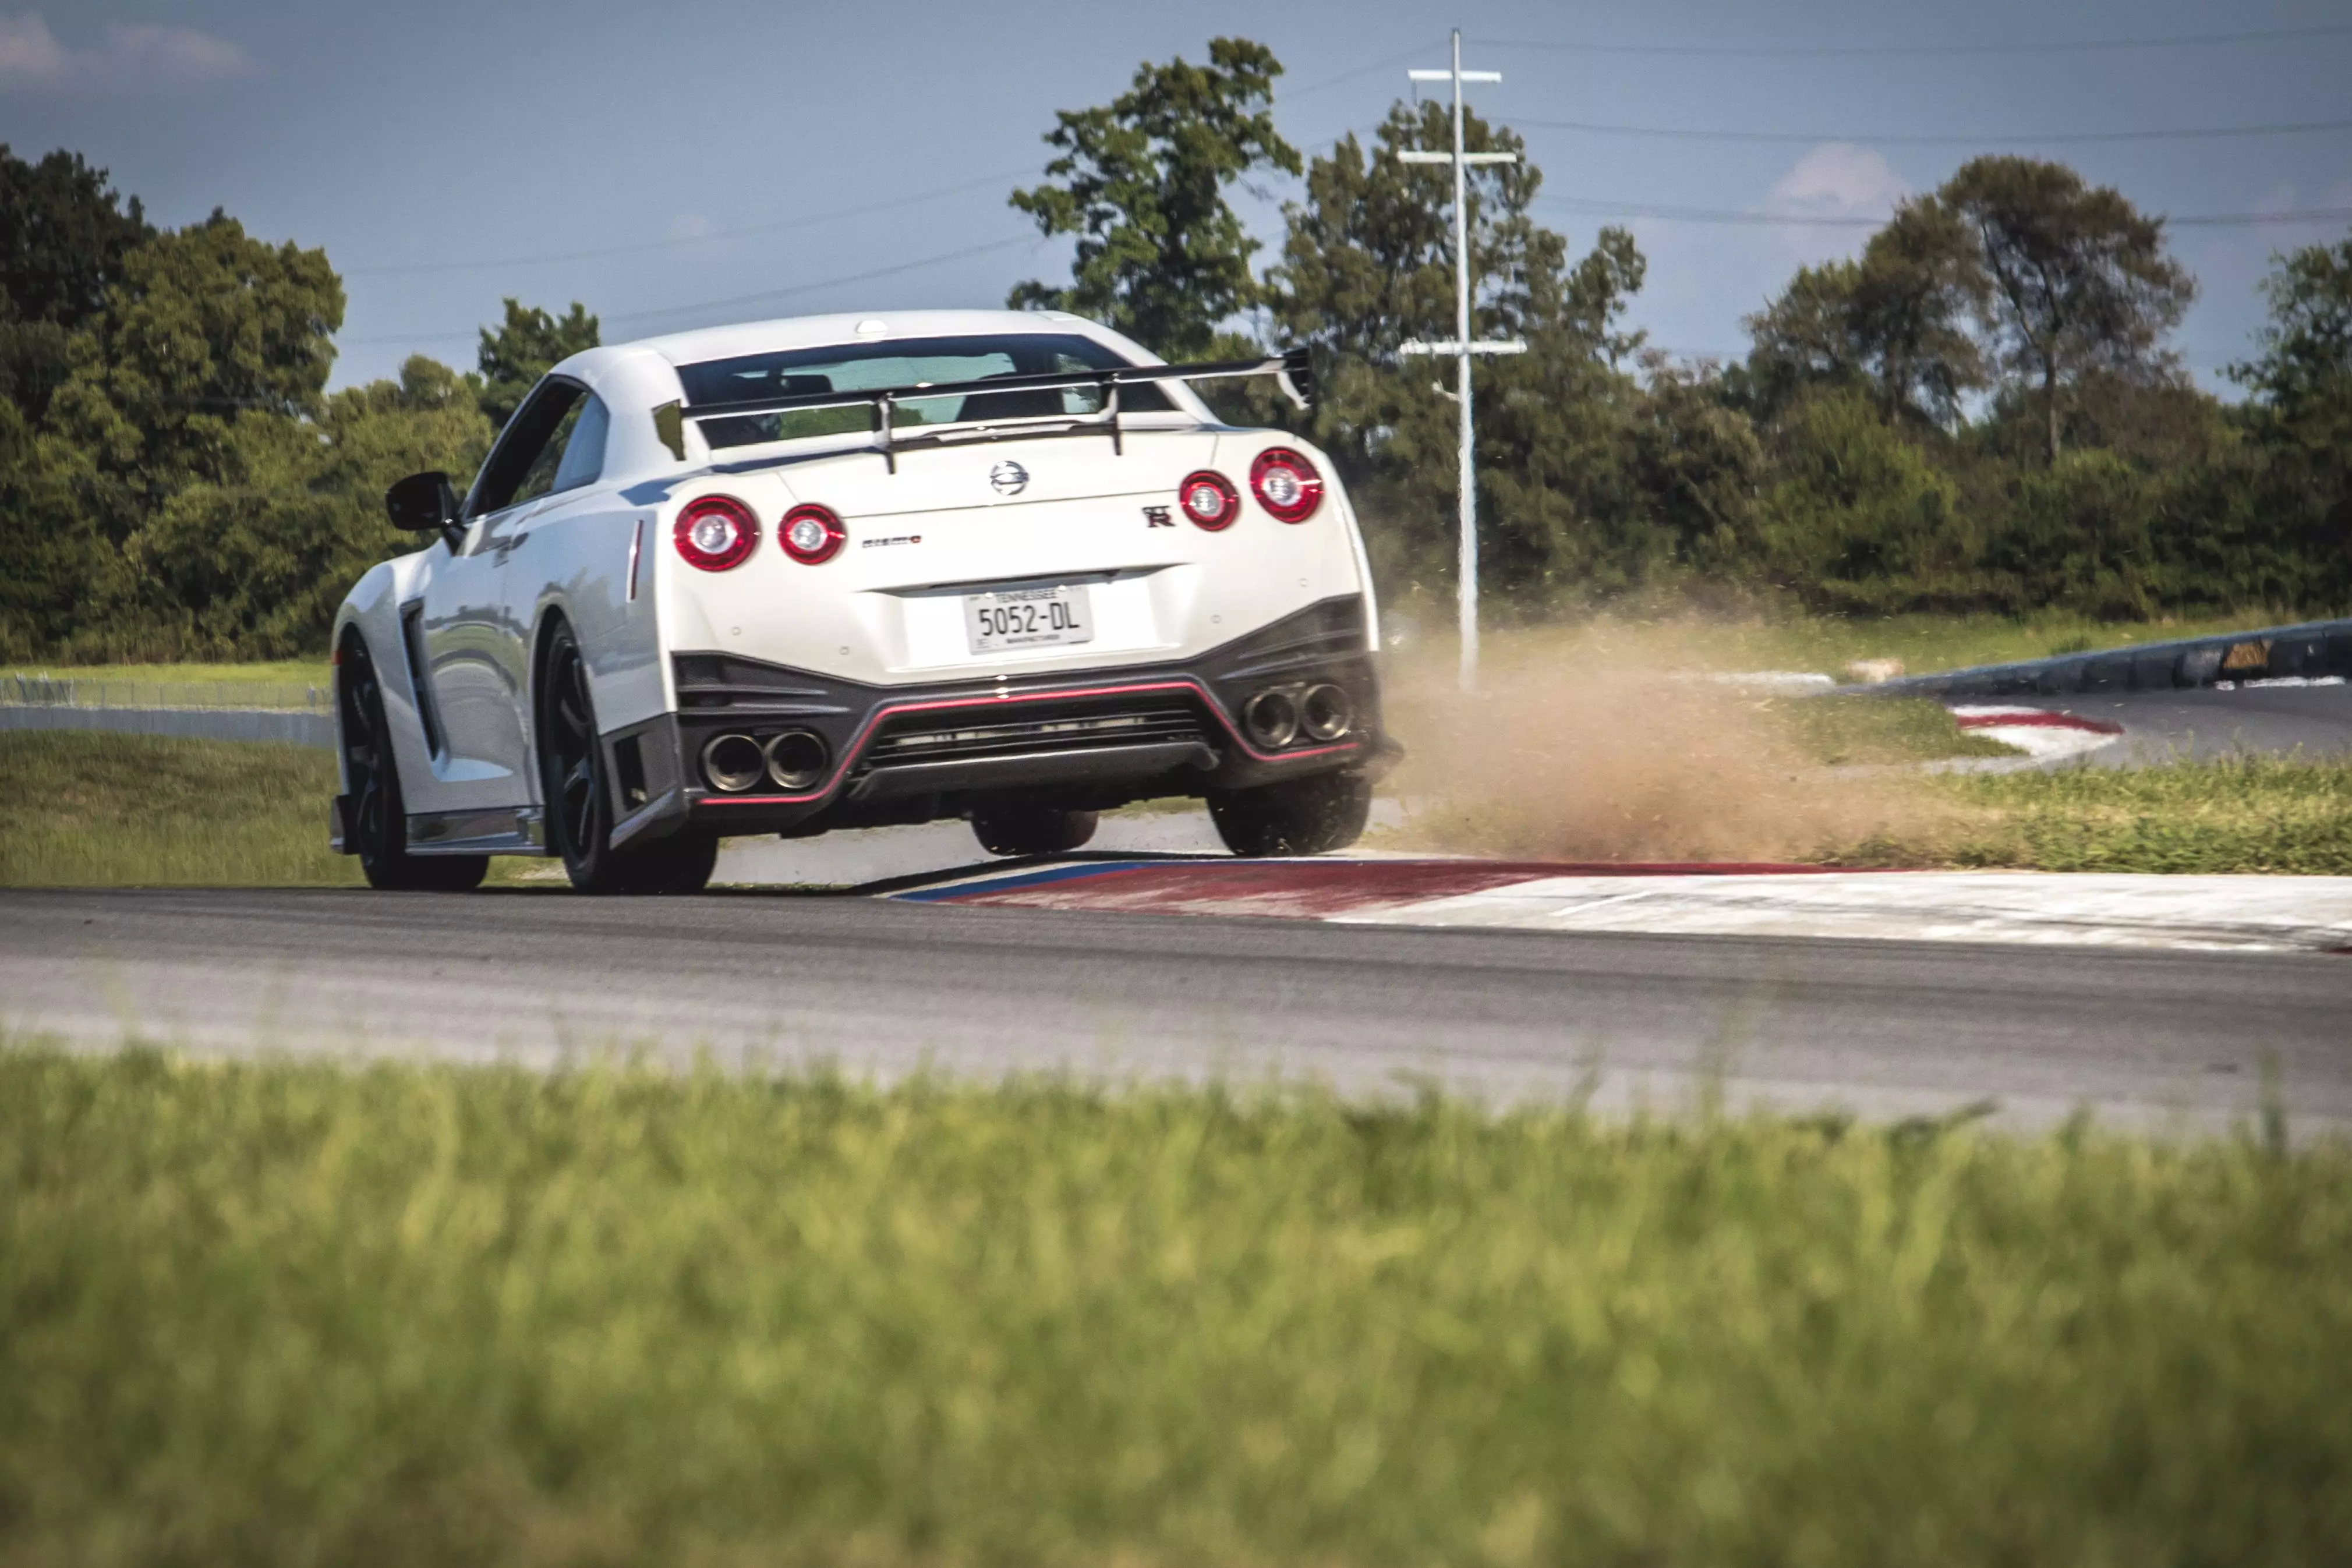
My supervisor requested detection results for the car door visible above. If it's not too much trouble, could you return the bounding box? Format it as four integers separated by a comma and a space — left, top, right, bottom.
418, 379, 591, 802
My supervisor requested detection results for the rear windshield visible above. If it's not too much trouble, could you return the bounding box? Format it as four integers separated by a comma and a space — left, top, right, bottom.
679, 332, 1172, 449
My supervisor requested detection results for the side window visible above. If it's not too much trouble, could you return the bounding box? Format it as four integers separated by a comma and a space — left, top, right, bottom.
468, 380, 585, 517
549, 394, 610, 494
511, 395, 586, 508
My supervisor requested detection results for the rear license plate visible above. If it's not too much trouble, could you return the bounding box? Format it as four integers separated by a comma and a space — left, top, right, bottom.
964, 583, 1093, 653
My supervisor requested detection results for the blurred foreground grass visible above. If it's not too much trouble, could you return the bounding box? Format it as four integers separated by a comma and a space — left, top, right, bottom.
2, 1049, 2345, 1567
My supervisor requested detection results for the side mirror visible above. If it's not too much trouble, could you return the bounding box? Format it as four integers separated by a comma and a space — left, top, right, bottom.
386, 471, 462, 532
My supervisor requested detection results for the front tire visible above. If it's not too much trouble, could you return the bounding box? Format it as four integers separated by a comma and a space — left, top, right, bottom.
338, 635, 487, 892
971, 802, 1099, 857
538, 622, 717, 894
1207, 771, 1371, 857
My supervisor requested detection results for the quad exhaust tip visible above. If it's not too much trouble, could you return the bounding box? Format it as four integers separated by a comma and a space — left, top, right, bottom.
763, 730, 828, 791
701, 732, 766, 792
1242, 689, 1300, 749
1300, 683, 1353, 742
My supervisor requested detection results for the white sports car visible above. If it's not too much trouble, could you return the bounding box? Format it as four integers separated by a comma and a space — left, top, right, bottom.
331, 309, 1396, 893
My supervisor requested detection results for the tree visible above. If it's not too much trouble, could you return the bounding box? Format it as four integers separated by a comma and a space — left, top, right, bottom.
1258, 99, 1748, 600
1007, 38, 1298, 359
476, 298, 598, 430
43, 214, 342, 485
137, 355, 495, 654
1940, 156, 2194, 463
0, 146, 154, 422
1743, 197, 1984, 428
2231, 236, 2352, 443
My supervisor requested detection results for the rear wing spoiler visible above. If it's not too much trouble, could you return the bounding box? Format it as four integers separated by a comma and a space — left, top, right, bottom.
659, 346, 1314, 470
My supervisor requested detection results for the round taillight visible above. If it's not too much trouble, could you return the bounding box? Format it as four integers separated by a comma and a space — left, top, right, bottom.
674, 496, 757, 571
780, 503, 847, 565
1177, 470, 1240, 531
1250, 447, 1324, 523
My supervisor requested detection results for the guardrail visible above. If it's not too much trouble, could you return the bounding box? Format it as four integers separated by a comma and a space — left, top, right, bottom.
2, 674, 330, 712
1847, 618, 2352, 700
0, 705, 335, 746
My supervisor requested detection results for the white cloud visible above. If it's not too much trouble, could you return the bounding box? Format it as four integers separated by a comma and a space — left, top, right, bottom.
0, 12, 249, 90
1764, 143, 1907, 264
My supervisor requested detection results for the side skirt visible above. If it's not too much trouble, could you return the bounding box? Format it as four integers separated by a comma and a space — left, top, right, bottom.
404, 805, 551, 856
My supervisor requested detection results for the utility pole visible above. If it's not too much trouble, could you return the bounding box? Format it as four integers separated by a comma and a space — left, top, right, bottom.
1397, 29, 1524, 692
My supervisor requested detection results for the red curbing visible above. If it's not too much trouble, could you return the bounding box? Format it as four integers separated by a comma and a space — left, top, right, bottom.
906, 856, 1848, 919
1950, 707, 2124, 735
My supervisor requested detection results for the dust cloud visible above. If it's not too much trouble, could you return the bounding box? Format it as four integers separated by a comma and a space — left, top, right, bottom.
1375, 619, 1950, 864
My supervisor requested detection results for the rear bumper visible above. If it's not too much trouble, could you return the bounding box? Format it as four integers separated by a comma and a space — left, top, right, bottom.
604, 595, 1393, 843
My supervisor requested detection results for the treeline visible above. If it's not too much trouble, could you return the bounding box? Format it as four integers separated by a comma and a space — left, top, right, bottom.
4, 37, 2350, 660
0, 146, 595, 661
1005, 42, 2352, 624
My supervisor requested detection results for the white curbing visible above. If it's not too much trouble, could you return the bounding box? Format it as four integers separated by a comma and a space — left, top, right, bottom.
1329, 871, 2352, 953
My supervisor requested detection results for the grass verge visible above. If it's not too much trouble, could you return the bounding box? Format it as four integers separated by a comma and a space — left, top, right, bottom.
1, 730, 360, 887
1855, 756, 2352, 875
2, 1049, 2344, 1567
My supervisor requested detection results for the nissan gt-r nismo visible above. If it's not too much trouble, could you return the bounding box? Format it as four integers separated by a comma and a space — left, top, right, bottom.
330, 310, 1396, 893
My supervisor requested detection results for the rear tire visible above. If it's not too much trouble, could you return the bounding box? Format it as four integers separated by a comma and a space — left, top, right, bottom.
338, 635, 487, 892
971, 802, 1099, 857
538, 622, 719, 894
1207, 771, 1371, 857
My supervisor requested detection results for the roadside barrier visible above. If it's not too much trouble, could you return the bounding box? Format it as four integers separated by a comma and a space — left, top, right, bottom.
0, 705, 334, 747
1847, 617, 2352, 699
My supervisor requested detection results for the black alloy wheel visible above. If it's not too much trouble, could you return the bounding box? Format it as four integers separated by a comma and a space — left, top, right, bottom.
338, 635, 486, 891
970, 802, 1099, 857
537, 621, 717, 894
1207, 770, 1372, 857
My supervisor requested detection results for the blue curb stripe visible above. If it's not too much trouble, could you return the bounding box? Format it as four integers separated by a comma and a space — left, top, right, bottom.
889, 860, 1163, 902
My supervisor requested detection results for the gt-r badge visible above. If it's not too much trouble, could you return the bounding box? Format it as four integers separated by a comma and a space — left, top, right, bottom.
1143, 505, 1173, 528
989, 459, 1030, 497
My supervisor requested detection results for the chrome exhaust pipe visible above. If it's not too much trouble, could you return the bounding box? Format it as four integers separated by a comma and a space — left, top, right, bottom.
700, 732, 765, 792
1242, 689, 1299, 749
762, 729, 829, 791
1300, 683, 1353, 742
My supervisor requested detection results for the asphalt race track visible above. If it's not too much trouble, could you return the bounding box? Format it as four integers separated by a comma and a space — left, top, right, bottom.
2003, 680, 2352, 764
5, 886, 2347, 1136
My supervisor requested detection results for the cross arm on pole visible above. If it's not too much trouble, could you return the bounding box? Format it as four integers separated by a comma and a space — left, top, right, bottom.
1395, 150, 1519, 165
1398, 339, 1529, 357
1407, 69, 1501, 82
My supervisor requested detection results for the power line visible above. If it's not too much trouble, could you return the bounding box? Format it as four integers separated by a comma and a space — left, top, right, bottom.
1514, 114, 2352, 146
344, 233, 1041, 346
1279, 40, 1449, 101
1479, 23, 2352, 59
345, 169, 1034, 278
1534, 197, 2352, 229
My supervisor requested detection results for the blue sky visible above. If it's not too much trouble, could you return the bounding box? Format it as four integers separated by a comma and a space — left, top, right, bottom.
4, 0, 2347, 394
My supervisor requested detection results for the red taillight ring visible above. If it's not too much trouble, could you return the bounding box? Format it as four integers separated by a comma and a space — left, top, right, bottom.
780, 503, 847, 565
673, 495, 758, 571
1250, 447, 1324, 523
1177, 470, 1240, 531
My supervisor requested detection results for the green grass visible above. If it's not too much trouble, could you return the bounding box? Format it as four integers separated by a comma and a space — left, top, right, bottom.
2, 657, 327, 685
1863, 756, 2352, 875
1, 1050, 2344, 1567
0, 730, 361, 887
1782, 694, 2018, 766
1691, 610, 2298, 681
